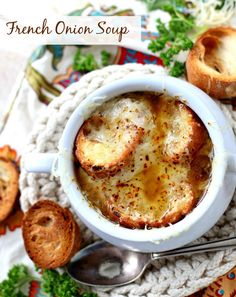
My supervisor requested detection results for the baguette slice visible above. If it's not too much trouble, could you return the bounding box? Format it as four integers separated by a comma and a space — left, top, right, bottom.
0, 159, 19, 222
162, 101, 205, 162
22, 200, 80, 269
186, 27, 236, 99
75, 115, 144, 178
104, 182, 196, 229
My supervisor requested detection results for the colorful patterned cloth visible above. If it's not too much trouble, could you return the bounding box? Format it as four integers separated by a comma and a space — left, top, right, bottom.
1, 2, 236, 296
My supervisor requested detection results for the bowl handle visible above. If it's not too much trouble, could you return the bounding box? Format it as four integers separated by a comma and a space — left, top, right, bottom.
23, 153, 58, 174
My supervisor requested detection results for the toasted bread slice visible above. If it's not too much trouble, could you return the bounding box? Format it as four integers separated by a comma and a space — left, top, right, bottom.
186, 27, 236, 99
162, 101, 205, 162
22, 200, 81, 269
104, 181, 196, 229
75, 115, 144, 178
0, 159, 19, 222
0, 145, 18, 163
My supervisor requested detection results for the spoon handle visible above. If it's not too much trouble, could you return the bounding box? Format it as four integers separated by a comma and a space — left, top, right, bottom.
152, 237, 236, 260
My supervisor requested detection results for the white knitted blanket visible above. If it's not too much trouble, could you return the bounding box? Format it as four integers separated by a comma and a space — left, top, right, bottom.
20, 64, 236, 297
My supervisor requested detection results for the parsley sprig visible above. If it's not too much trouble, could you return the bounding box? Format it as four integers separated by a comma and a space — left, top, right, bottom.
73, 49, 98, 72
0, 265, 97, 297
42, 269, 97, 297
101, 50, 111, 67
0, 265, 35, 297
73, 48, 111, 72
145, 0, 195, 76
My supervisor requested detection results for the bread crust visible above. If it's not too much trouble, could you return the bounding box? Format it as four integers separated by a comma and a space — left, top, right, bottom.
162, 101, 205, 162
22, 200, 81, 269
75, 115, 144, 178
186, 27, 236, 99
0, 159, 19, 222
104, 182, 196, 229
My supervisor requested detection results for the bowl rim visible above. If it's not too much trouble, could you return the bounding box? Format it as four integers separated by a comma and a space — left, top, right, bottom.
58, 74, 234, 243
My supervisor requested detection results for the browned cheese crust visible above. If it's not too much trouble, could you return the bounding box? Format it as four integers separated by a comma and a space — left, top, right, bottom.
186, 27, 236, 99
0, 159, 19, 222
162, 101, 205, 163
75, 115, 144, 178
22, 200, 81, 269
104, 182, 197, 229
75, 93, 212, 229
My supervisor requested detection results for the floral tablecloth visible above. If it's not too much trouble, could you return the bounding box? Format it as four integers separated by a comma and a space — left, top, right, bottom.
1, 2, 236, 297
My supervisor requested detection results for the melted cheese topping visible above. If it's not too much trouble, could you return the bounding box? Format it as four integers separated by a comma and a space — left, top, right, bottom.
81, 98, 150, 166
75, 92, 212, 229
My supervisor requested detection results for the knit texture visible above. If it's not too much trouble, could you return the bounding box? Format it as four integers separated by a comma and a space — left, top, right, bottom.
20, 64, 236, 297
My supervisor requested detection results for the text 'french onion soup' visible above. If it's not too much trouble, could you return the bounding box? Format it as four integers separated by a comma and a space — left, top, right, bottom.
74, 92, 213, 229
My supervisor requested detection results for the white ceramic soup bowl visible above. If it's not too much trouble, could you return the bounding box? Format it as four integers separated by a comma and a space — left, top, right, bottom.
25, 75, 236, 253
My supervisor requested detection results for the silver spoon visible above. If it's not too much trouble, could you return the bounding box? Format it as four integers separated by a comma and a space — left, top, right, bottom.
67, 237, 236, 287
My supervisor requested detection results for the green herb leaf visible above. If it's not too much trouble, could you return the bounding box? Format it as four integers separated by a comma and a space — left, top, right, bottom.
73, 48, 98, 72
73, 48, 112, 72
156, 19, 169, 35
168, 15, 194, 34
0, 264, 97, 297
54, 273, 79, 297
41, 269, 59, 296
169, 61, 185, 77
148, 36, 168, 52
41, 269, 98, 297
144, 1, 195, 77
216, 0, 225, 10
173, 33, 193, 50
101, 50, 111, 66
0, 265, 31, 297
8, 265, 30, 282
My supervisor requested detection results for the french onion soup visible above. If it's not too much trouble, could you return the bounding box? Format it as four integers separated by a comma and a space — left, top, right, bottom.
74, 92, 213, 229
